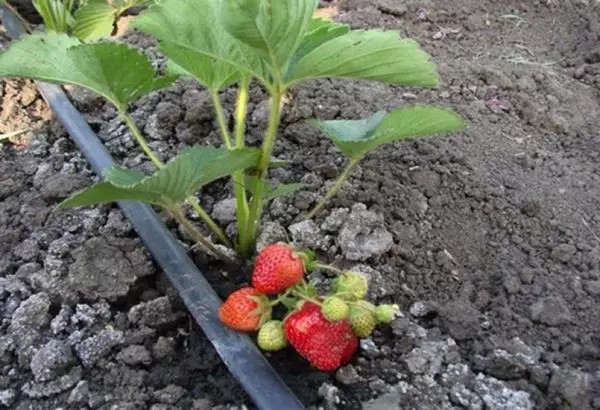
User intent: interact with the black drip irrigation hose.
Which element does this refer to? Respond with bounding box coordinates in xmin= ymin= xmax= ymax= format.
xmin=1 ymin=7 xmax=305 ymax=410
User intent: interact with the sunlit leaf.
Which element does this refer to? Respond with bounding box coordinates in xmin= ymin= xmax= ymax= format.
xmin=0 ymin=32 xmax=176 ymax=108
xmin=290 ymin=17 xmax=349 ymax=67
xmin=134 ymin=0 xmax=266 ymax=88
xmin=219 ymin=0 xmax=318 ymax=72
xmin=309 ymin=106 xmax=465 ymax=158
xmin=285 ymin=30 xmax=439 ymax=87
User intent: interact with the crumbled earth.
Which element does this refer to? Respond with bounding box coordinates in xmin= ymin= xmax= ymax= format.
xmin=1 ymin=0 xmax=600 ymax=409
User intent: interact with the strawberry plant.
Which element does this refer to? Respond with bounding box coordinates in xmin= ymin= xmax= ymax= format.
xmin=0 ymin=0 xmax=464 ymax=262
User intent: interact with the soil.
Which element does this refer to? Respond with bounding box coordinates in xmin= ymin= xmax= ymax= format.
xmin=1 ymin=0 xmax=600 ymax=409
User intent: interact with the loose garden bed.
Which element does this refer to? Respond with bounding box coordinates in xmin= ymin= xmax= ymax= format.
xmin=1 ymin=0 xmax=599 ymax=409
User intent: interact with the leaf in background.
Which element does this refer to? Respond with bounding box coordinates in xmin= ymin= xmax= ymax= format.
xmin=0 ymin=33 xmax=175 ymax=108
xmin=73 ymin=0 xmax=117 ymax=41
xmin=309 ymin=106 xmax=465 ymax=158
xmin=219 ymin=0 xmax=318 ymax=72
xmin=285 ymin=30 xmax=439 ymax=87
xmin=134 ymin=0 xmax=265 ymax=88
xmin=59 ymin=146 xmax=261 ymax=209
xmin=243 ymin=176 xmax=303 ymax=200
xmin=264 ymin=183 xmax=304 ymax=200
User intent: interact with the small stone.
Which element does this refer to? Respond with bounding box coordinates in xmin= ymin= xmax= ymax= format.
xmin=192 ymin=398 xmax=212 ymax=410
xmin=30 ymin=340 xmax=75 ymax=382
xmin=548 ymin=368 xmax=590 ymax=408
xmin=50 ymin=305 xmax=71 ymax=335
xmin=12 ymin=239 xmax=39 ymax=261
xmin=321 ymin=208 xmax=349 ymax=233
xmin=502 ymin=275 xmax=521 ymax=294
xmin=439 ymin=299 xmax=480 ymax=341
xmin=0 ymin=389 xmax=16 ymax=407
xmin=404 ymin=341 xmax=452 ymax=376
xmin=211 ymin=198 xmax=236 ymax=224
xmin=128 ymin=297 xmax=183 ymax=328
xmin=550 ymin=244 xmax=576 ymax=263
xmin=75 ymin=330 xmax=124 ymax=368
xmin=39 ymin=173 xmax=89 ymax=201
xmin=22 ymin=366 xmax=82 ymax=398
xmin=71 ymin=304 xmax=97 ymax=327
xmin=318 ymin=383 xmax=340 ymax=410
xmin=256 ymin=222 xmax=288 ymax=251
xmin=336 ymin=365 xmax=360 ymax=385
xmin=584 ymin=280 xmax=600 ymax=296
xmin=117 ymin=345 xmax=152 ymax=366
xmin=481 ymin=349 xmax=528 ymax=380
xmin=374 ymin=0 xmax=408 ymax=16
xmin=338 ymin=204 xmax=393 ymax=261
xmin=9 ymin=293 xmax=50 ymax=363
xmin=152 ymin=337 xmax=176 ymax=360
xmin=368 ymin=379 xmax=389 ymax=393
xmin=288 ymin=220 xmax=328 ymax=250
xmin=67 ymin=380 xmax=90 ymax=404
xmin=153 ymin=384 xmax=187 ymax=404
xmin=360 ymin=338 xmax=380 ymax=358
xmin=409 ymin=301 xmax=438 ymax=318
xmin=530 ymin=296 xmax=572 ymax=326
xmin=472 ymin=374 xmax=533 ymax=410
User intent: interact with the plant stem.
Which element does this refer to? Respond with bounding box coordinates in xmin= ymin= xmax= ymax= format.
xmin=311 ymin=262 xmax=344 ymax=275
xmin=291 ymin=290 xmax=322 ymax=307
xmin=186 ymin=197 xmax=232 ymax=247
xmin=169 ymin=205 xmax=238 ymax=265
xmin=210 ymin=90 xmax=232 ymax=149
xmin=239 ymin=90 xmax=283 ymax=257
xmin=121 ymin=111 xmax=164 ymax=169
xmin=119 ymin=110 xmax=231 ymax=247
xmin=232 ymin=76 xmax=251 ymax=251
xmin=305 ymin=156 xmax=361 ymax=220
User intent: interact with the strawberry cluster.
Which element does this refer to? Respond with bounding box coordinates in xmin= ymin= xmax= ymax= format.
xmin=218 ymin=242 xmax=399 ymax=372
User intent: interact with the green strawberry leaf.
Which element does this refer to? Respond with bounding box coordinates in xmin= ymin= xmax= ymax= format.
xmin=72 ymin=0 xmax=117 ymax=41
xmin=305 ymin=283 xmax=319 ymax=298
xmin=219 ymin=0 xmax=319 ymax=73
xmin=57 ymin=182 xmax=163 ymax=209
xmin=285 ymin=30 xmax=439 ymax=87
xmin=104 ymin=166 xmax=145 ymax=187
xmin=0 ymin=32 xmax=175 ymax=109
xmin=309 ymin=106 xmax=465 ymax=158
xmin=134 ymin=0 xmax=266 ymax=89
xmin=290 ymin=18 xmax=349 ymax=67
xmin=59 ymin=146 xmax=260 ymax=209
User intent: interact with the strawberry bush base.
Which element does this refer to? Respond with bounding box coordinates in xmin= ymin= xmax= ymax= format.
xmin=1 ymin=1 xmax=600 ymax=408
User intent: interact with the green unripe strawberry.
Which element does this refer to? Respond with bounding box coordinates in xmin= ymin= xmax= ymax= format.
xmin=349 ymin=301 xmax=377 ymax=338
xmin=257 ymin=320 xmax=287 ymax=351
xmin=333 ymin=271 xmax=368 ymax=300
xmin=375 ymin=304 xmax=399 ymax=323
xmin=322 ymin=296 xmax=350 ymax=322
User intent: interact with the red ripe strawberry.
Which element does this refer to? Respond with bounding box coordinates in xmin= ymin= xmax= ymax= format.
xmin=283 ymin=303 xmax=358 ymax=372
xmin=252 ymin=243 xmax=305 ymax=295
xmin=218 ymin=287 xmax=271 ymax=332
